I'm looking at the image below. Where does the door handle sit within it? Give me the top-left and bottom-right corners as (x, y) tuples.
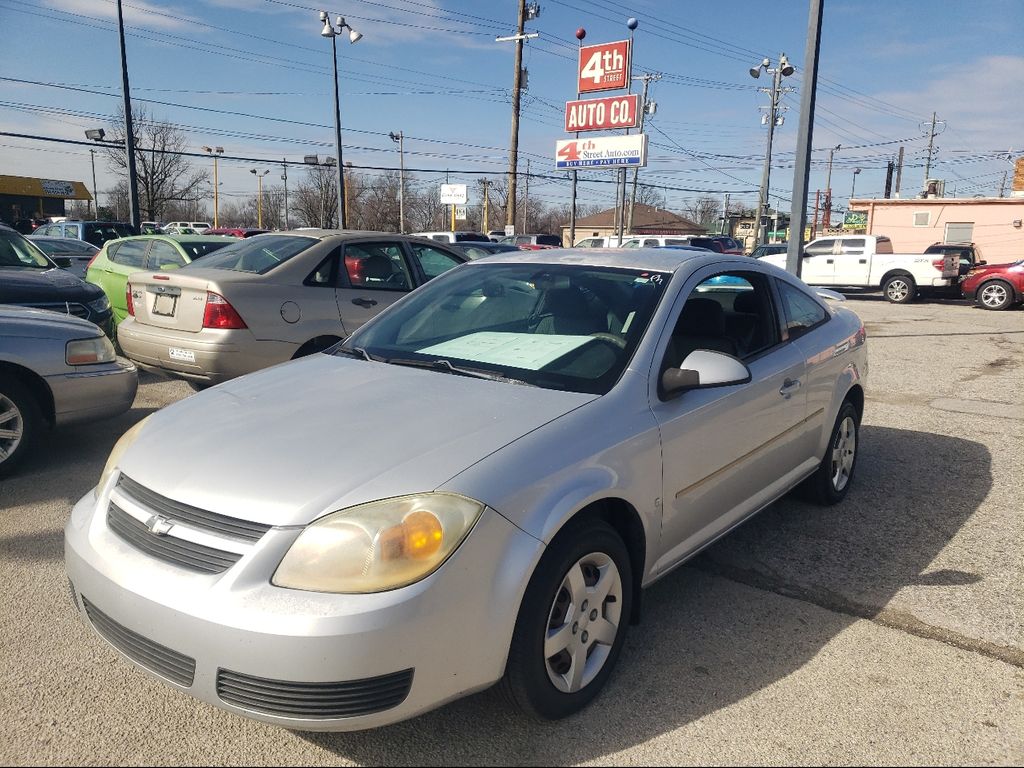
(858, 259), (867, 264)
(826, 258), (834, 264)
(352, 298), (377, 308)
(779, 378), (802, 398)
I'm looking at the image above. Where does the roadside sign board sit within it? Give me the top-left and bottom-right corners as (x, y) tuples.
(455, 205), (468, 220)
(843, 210), (868, 229)
(565, 94), (639, 132)
(555, 134), (648, 170)
(439, 184), (467, 205)
(577, 39), (631, 93)
(504, 225), (515, 236)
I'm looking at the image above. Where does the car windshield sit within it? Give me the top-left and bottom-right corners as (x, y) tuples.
(188, 235), (317, 274)
(340, 262), (670, 395)
(0, 229), (52, 269)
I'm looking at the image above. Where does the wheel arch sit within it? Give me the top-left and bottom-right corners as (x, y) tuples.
(978, 277), (1019, 304)
(879, 268), (915, 289)
(0, 361), (55, 427)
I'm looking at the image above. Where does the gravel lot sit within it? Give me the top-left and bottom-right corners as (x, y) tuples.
(1, 293), (1021, 766)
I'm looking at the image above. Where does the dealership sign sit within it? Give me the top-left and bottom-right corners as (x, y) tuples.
(577, 39), (631, 93)
(565, 94), (639, 132)
(555, 135), (648, 169)
(439, 183), (467, 205)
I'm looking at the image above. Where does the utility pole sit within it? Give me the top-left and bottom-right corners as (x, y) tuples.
(883, 160), (894, 199)
(281, 160), (289, 229)
(784, 0), (823, 277)
(999, 170), (1008, 198)
(627, 72), (661, 233)
(823, 144), (840, 229)
(482, 177), (489, 232)
(524, 158), (531, 233)
(922, 111), (945, 188)
(720, 192), (730, 235)
(89, 149), (98, 219)
(811, 189), (820, 238)
(750, 53), (795, 248)
(498, 0), (537, 233)
(116, 0), (140, 228)
(894, 145), (905, 198)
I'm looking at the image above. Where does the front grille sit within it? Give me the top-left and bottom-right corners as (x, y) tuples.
(117, 475), (271, 542)
(17, 301), (89, 319)
(216, 668), (414, 719)
(108, 502), (243, 573)
(83, 597), (196, 686)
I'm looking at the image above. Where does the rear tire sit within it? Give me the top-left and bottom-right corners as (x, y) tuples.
(0, 376), (42, 478)
(800, 400), (860, 506)
(976, 280), (1014, 311)
(883, 274), (916, 304)
(500, 519), (632, 721)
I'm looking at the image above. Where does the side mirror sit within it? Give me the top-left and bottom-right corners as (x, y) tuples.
(53, 256), (73, 269)
(661, 350), (751, 398)
(802, 252), (812, 258)
(977, 260), (987, 266)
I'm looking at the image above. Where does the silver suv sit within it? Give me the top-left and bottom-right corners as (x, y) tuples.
(33, 220), (138, 248)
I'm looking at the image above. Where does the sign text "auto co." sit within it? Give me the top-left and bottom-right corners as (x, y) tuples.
(564, 94), (639, 132)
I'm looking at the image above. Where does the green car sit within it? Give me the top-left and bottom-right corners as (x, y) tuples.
(86, 235), (235, 324)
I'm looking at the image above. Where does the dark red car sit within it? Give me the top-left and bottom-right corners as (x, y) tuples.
(960, 258), (1024, 310)
(702, 235), (745, 255)
(202, 227), (269, 238)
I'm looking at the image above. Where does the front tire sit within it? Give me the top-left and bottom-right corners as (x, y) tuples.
(800, 400), (860, 505)
(883, 274), (916, 304)
(976, 280), (1014, 311)
(0, 376), (42, 478)
(501, 519), (633, 721)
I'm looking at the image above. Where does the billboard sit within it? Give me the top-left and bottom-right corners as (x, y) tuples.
(577, 39), (631, 94)
(439, 184), (467, 205)
(565, 94), (639, 132)
(555, 135), (648, 170)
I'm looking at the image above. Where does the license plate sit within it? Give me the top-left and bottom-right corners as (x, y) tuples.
(152, 293), (177, 317)
(168, 347), (196, 363)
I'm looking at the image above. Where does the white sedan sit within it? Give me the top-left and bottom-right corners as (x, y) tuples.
(66, 248), (866, 730)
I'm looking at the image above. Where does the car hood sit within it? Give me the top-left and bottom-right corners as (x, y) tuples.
(0, 305), (101, 338)
(119, 353), (596, 527)
(0, 267), (103, 303)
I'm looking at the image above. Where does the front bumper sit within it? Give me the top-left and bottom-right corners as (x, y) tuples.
(64, 485), (543, 731)
(47, 358), (138, 427)
(117, 320), (294, 385)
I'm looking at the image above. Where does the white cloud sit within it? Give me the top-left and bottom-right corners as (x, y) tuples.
(46, 0), (197, 31)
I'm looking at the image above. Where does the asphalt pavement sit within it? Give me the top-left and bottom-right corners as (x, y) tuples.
(1, 293), (1021, 766)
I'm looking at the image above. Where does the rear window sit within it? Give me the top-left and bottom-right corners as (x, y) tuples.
(536, 235), (561, 246)
(180, 241), (234, 260)
(84, 223), (138, 247)
(454, 232), (489, 242)
(190, 235), (317, 274)
(875, 237), (893, 254)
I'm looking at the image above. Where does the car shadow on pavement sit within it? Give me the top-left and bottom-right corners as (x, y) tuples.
(299, 425), (992, 765)
(0, 406), (158, 514)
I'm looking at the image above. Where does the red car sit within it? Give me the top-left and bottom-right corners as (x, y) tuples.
(202, 227), (269, 238)
(703, 235), (745, 255)
(960, 258), (1024, 310)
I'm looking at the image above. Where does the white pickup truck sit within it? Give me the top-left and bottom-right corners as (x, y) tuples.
(758, 234), (963, 303)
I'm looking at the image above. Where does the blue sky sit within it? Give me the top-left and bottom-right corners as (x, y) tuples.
(1, 0), (1021, 218)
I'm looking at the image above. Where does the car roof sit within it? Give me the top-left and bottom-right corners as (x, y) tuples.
(469, 246), (737, 273)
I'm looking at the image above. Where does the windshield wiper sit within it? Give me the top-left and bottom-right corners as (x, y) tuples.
(333, 345), (379, 361)
(385, 357), (532, 386)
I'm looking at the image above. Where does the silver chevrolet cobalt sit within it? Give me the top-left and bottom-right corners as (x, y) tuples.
(65, 248), (867, 731)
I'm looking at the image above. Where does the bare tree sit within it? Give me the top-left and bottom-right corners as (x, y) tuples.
(681, 195), (721, 231)
(104, 107), (208, 222)
(293, 165), (338, 228)
(636, 183), (666, 209)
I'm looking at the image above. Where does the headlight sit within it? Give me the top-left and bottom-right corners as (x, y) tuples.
(273, 493), (485, 594)
(66, 336), (116, 365)
(97, 416), (151, 497)
(88, 294), (111, 313)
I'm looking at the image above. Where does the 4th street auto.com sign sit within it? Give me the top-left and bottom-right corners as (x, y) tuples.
(555, 135), (648, 169)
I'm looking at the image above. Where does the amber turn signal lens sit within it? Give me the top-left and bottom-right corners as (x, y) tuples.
(380, 511), (443, 561)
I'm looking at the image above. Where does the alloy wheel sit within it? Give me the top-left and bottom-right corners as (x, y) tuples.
(980, 282), (1009, 309)
(544, 552), (623, 694)
(886, 279), (910, 302)
(0, 393), (25, 464)
(831, 416), (857, 492)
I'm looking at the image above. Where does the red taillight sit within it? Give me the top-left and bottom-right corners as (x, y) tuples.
(202, 291), (247, 329)
(125, 282), (135, 316)
(932, 258), (946, 272)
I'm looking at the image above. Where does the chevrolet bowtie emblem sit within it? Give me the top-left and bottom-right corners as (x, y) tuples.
(146, 514), (174, 536)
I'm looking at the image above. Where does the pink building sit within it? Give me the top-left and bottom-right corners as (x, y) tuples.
(849, 197), (1024, 264)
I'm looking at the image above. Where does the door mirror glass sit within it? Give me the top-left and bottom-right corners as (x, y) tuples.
(53, 256), (72, 268)
(661, 350), (751, 396)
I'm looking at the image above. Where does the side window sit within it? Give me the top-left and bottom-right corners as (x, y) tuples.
(108, 240), (148, 269)
(62, 224), (79, 238)
(515, 236), (532, 245)
(665, 239), (687, 246)
(875, 237), (894, 254)
(805, 239), (835, 256)
(147, 240), (186, 270)
(343, 243), (412, 291)
(838, 238), (866, 255)
(306, 246), (340, 286)
(777, 279), (828, 340)
(410, 243), (463, 281)
(662, 272), (779, 371)
(430, 234), (449, 243)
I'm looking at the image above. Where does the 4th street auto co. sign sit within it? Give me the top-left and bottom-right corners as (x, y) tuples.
(565, 94), (639, 132)
(555, 135), (648, 169)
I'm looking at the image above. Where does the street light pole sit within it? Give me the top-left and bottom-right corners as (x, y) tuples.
(115, 0), (140, 228)
(319, 12), (362, 230)
(749, 53), (794, 249)
(250, 169), (269, 228)
(89, 149), (98, 219)
(850, 167), (861, 203)
(202, 146), (224, 228)
(389, 131), (405, 233)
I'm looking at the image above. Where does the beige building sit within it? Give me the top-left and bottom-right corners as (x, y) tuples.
(848, 197), (1024, 264)
(561, 203), (704, 247)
